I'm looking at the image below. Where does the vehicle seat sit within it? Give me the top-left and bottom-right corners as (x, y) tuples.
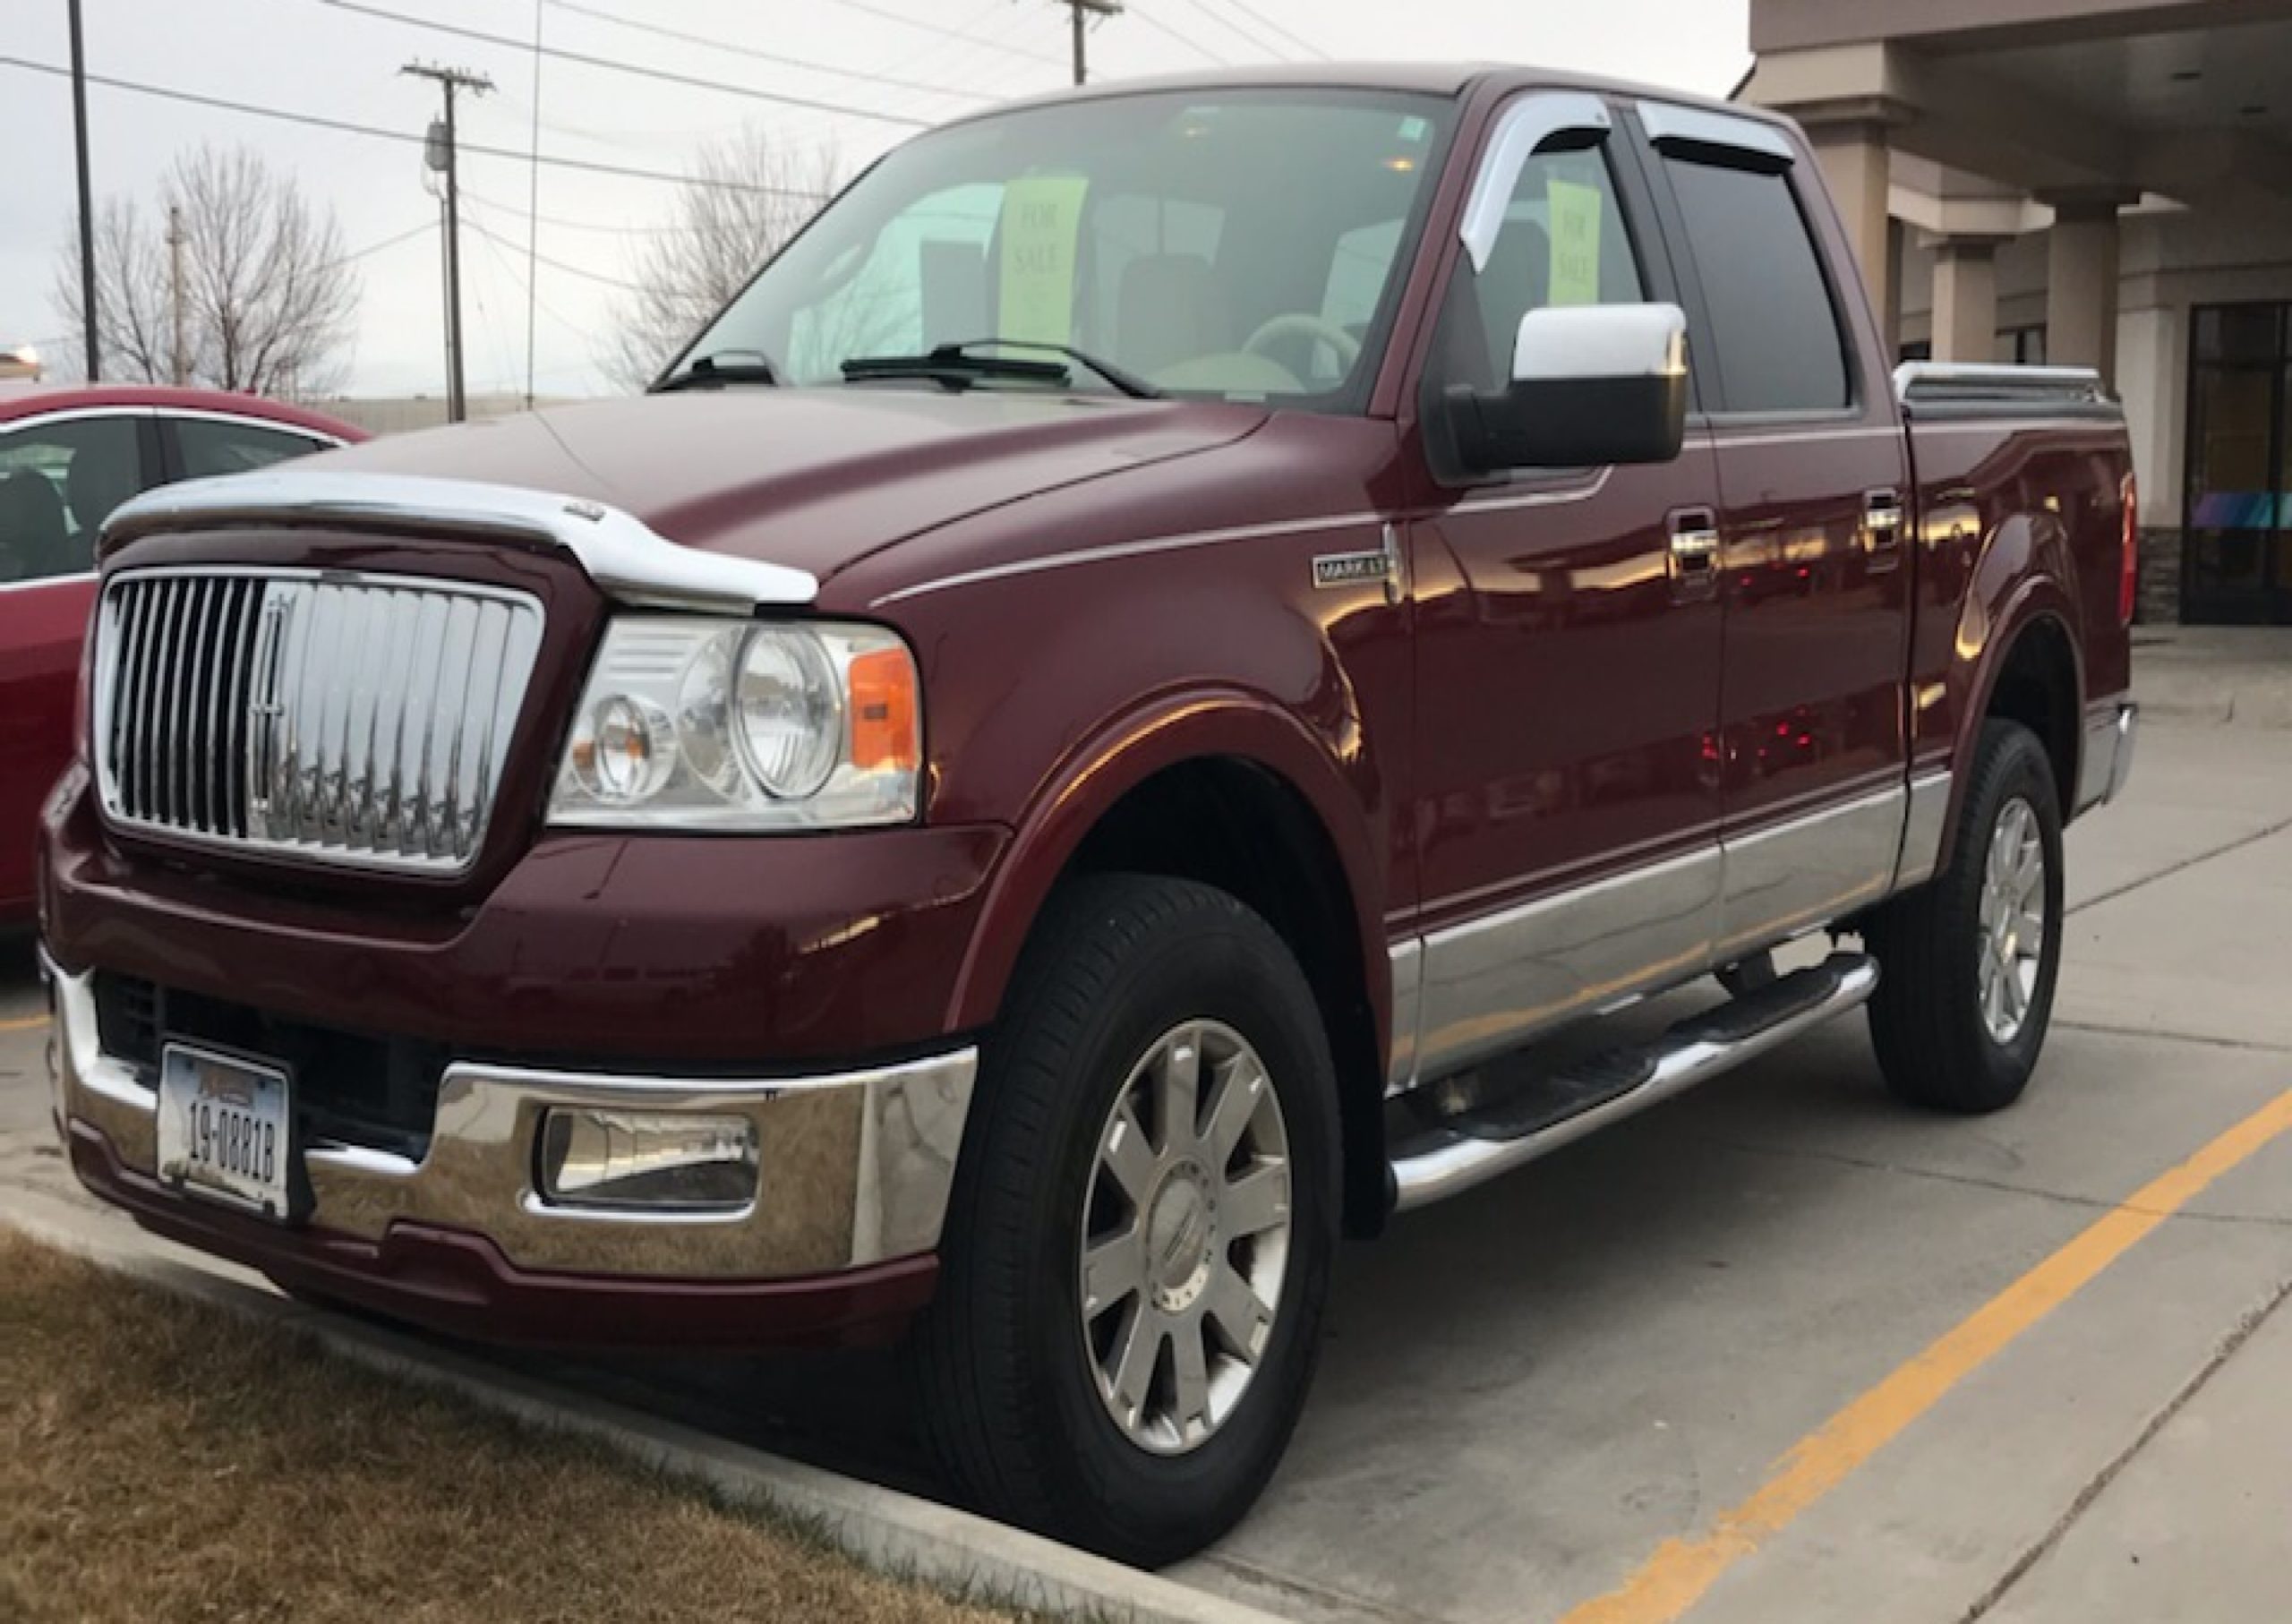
(1116, 254), (1234, 379)
(66, 441), (143, 548)
(0, 469), (73, 581)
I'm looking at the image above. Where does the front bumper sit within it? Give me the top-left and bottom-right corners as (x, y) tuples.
(48, 954), (977, 1345)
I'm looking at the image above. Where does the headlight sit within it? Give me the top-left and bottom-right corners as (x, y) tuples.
(550, 618), (919, 829)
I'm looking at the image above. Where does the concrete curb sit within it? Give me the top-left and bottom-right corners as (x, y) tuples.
(1, 1185), (1292, 1624)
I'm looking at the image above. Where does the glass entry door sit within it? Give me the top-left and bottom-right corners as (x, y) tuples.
(2184, 302), (2291, 624)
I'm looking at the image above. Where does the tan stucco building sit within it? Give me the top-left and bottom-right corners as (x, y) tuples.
(1745, 0), (2292, 624)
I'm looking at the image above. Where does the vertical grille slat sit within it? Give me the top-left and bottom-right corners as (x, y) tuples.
(91, 568), (543, 875)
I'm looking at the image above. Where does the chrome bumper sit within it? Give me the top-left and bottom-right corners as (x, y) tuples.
(45, 953), (976, 1280)
(2078, 698), (2139, 812)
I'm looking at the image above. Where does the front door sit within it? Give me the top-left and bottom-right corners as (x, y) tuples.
(1405, 92), (1727, 1087)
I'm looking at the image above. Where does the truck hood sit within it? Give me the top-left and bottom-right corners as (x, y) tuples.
(313, 389), (1270, 585)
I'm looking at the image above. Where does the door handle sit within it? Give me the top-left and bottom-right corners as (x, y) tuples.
(1669, 509), (1720, 599)
(1864, 489), (1905, 571)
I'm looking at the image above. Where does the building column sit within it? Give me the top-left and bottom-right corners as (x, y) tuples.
(1883, 218), (1905, 361)
(1808, 121), (1892, 328)
(1930, 236), (2004, 364)
(2043, 194), (2132, 384)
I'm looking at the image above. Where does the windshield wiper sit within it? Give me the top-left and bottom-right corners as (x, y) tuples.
(841, 339), (1163, 400)
(653, 349), (782, 392)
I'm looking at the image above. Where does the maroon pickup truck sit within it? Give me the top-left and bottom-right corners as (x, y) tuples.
(40, 65), (2134, 1564)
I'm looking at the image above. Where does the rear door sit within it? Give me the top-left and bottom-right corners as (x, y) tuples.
(1632, 102), (1913, 964)
(1404, 90), (1728, 1086)
(0, 409), (162, 914)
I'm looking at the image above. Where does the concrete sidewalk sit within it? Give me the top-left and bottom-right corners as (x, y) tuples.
(2133, 627), (2292, 728)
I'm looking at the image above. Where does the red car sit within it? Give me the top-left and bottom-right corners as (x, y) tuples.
(0, 384), (363, 924)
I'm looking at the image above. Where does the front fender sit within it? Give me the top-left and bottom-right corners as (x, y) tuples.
(944, 687), (1391, 1055)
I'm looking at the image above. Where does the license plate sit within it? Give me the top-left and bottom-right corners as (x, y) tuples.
(157, 1042), (292, 1218)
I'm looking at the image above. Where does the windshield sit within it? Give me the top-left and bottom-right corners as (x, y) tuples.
(674, 89), (1457, 412)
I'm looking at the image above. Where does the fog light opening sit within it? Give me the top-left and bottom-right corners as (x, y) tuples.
(536, 1108), (759, 1211)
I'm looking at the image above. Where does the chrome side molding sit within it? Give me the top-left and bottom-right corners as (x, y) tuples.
(98, 469), (819, 615)
(1398, 783), (1911, 1092)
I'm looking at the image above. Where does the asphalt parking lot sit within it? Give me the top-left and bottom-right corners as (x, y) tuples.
(4, 715), (2288, 1624)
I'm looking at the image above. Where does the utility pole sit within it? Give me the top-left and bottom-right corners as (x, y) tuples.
(68, 0), (98, 381)
(523, 0), (543, 409)
(1054, 0), (1123, 87)
(402, 60), (493, 423)
(167, 204), (188, 386)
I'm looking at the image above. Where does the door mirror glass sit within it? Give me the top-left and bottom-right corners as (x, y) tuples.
(1444, 303), (1689, 473)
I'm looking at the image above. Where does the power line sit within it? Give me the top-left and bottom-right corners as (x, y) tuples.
(1166, 0), (1289, 59)
(461, 187), (688, 235)
(337, 219), (435, 264)
(0, 56), (829, 197)
(464, 211), (644, 291)
(1123, 4), (1230, 64)
(317, 0), (935, 128)
(541, 0), (989, 107)
(822, 0), (1065, 68)
(1208, 0), (1326, 59)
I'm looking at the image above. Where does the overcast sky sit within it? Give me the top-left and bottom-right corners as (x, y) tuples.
(4, 0), (1750, 399)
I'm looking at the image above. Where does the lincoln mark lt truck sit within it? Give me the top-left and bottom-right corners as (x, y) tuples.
(41, 65), (2136, 1565)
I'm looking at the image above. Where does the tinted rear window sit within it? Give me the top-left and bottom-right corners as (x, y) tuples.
(1663, 158), (1850, 415)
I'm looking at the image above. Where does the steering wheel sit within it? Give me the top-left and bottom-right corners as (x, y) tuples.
(1241, 312), (1364, 373)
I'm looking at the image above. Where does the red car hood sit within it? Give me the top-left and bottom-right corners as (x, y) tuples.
(312, 389), (1270, 586)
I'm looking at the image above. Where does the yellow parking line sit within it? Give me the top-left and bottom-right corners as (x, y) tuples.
(0, 1013), (49, 1034)
(1563, 1086), (2292, 1624)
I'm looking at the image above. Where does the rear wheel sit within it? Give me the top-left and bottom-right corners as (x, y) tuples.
(1863, 720), (2065, 1113)
(911, 874), (1338, 1568)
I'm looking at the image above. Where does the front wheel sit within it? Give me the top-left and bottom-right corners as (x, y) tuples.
(1863, 720), (2065, 1113)
(911, 875), (1338, 1568)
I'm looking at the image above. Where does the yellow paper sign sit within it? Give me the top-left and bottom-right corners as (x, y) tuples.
(1547, 176), (1604, 307)
(997, 175), (1089, 346)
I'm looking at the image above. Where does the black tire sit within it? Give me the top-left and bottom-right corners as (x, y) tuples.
(911, 874), (1340, 1568)
(1863, 720), (2065, 1113)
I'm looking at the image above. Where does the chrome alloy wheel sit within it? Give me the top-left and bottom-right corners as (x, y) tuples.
(1078, 1020), (1292, 1456)
(1978, 796), (2048, 1044)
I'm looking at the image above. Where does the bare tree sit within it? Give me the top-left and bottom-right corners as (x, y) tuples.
(602, 129), (842, 391)
(53, 145), (359, 397)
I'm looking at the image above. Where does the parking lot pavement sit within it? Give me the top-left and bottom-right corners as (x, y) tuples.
(2, 720), (2287, 1624)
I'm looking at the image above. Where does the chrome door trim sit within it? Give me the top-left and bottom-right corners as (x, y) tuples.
(1715, 784), (1905, 960)
(0, 569), (97, 595)
(99, 469), (818, 615)
(1893, 769), (1954, 888)
(1404, 844), (1723, 1091)
(1387, 939), (1424, 1091)
(1458, 91), (1613, 274)
(1390, 782), (1917, 1091)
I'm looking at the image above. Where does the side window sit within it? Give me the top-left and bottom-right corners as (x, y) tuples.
(1661, 157), (1850, 415)
(1432, 141), (1646, 391)
(0, 416), (148, 585)
(175, 417), (328, 477)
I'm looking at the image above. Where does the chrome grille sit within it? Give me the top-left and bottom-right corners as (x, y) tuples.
(95, 568), (545, 874)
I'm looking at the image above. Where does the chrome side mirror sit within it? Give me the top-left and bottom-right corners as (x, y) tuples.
(1445, 303), (1689, 473)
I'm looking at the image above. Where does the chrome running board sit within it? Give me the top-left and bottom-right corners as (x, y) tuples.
(1386, 952), (1879, 1214)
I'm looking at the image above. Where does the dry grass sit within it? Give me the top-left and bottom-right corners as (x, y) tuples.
(0, 1230), (1016, 1624)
